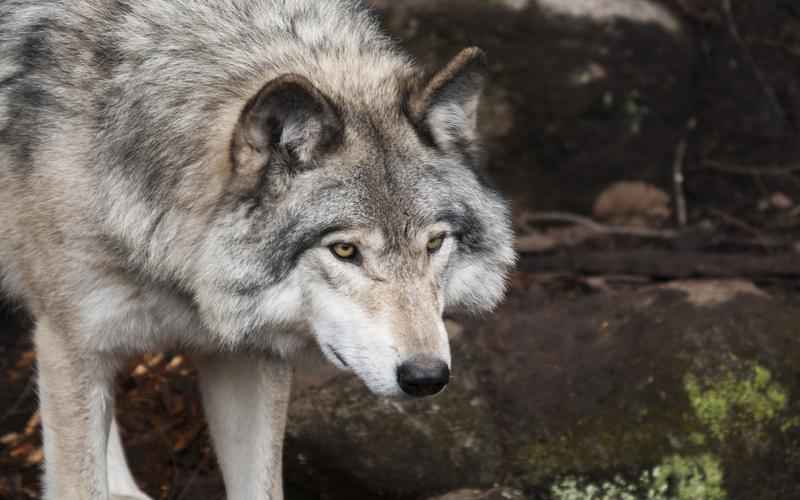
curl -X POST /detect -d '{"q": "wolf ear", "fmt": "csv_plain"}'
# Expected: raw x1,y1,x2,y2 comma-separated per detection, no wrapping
232,74,342,175
410,47,488,160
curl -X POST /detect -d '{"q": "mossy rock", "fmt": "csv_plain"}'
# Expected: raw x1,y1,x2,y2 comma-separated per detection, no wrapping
285,281,800,499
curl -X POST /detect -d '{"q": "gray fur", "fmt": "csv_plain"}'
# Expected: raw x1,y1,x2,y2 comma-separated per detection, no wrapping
0,1,515,499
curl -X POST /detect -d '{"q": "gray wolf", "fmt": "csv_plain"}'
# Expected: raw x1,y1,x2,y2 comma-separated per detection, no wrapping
0,1,515,498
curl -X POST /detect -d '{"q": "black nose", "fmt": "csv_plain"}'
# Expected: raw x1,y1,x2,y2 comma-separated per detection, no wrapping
396,356,450,397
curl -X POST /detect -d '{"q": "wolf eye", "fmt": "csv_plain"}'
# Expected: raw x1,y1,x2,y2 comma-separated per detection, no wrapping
330,242,358,261
427,234,446,254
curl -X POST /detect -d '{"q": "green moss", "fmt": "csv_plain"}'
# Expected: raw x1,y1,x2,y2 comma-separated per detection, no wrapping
688,432,706,446
684,363,788,443
549,454,726,500
519,359,796,495
515,392,706,485
781,416,800,433
518,421,684,485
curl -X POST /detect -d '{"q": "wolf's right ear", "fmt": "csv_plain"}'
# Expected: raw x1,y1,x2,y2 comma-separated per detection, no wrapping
231,74,342,175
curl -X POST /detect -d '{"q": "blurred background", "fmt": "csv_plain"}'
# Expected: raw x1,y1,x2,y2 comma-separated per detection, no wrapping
3,1,800,499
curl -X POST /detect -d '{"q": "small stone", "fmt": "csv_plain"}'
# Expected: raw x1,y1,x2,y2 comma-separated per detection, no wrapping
770,192,793,210
593,181,671,227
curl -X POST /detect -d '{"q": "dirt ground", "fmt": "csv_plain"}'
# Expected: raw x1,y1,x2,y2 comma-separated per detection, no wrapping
3,1,800,499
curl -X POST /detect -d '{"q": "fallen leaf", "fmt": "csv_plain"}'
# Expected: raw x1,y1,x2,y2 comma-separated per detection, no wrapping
24,411,40,436
0,433,21,446
133,364,149,377
173,422,205,452
24,447,43,466
15,351,36,370
145,353,165,368
10,442,35,460
166,355,185,372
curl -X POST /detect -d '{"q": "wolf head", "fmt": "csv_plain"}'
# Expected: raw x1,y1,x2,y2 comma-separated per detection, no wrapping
193,48,515,398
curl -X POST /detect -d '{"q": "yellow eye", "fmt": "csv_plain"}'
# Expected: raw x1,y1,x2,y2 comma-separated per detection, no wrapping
331,243,357,260
427,234,446,253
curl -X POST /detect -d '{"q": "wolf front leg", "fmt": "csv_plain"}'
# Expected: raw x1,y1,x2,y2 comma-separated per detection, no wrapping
107,418,153,500
35,318,117,500
197,354,292,500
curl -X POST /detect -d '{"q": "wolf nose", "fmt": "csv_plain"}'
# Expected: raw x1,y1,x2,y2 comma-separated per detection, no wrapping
396,356,450,397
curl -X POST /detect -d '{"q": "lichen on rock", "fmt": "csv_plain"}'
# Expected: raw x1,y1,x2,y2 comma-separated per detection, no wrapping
685,361,788,444
549,453,726,500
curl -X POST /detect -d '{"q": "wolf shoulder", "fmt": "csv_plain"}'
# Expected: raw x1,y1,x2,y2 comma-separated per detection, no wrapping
0,0,399,302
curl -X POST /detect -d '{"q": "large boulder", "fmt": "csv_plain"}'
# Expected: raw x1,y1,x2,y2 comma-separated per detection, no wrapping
285,280,800,499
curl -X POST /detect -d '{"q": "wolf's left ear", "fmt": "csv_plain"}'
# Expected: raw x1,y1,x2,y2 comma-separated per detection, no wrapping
409,47,488,161
232,74,342,175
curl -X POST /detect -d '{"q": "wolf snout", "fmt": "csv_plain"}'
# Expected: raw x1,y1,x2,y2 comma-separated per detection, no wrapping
396,355,450,397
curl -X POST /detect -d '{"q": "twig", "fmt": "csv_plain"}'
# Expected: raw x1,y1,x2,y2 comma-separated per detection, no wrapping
0,377,35,425
175,448,212,500
523,211,678,239
746,37,800,59
672,121,692,228
151,417,182,498
708,208,773,248
520,250,800,280
701,160,800,176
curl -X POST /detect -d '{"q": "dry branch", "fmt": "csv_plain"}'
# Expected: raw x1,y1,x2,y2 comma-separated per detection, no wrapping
521,212,677,239
519,250,800,280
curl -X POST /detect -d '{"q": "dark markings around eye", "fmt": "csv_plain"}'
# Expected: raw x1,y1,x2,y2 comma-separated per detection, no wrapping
436,205,486,254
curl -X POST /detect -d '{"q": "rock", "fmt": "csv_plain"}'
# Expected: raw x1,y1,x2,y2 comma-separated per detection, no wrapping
285,280,800,499
593,181,671,227
536,0,683,35
287,367,504,497
770,192,794,210
660,279,769,307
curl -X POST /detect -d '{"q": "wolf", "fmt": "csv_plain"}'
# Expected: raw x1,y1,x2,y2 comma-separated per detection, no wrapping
0,1,515,498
